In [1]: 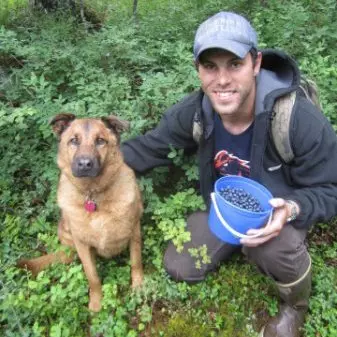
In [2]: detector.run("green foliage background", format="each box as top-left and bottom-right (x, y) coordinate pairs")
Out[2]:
(0, 0), (337, 336)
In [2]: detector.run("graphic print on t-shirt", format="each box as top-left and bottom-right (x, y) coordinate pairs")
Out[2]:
(213, 113), (253, 178)
(214, 150), (250, 177)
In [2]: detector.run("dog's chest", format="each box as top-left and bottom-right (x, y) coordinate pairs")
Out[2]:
(71, 212), (132, 257)
(57, 173), (141, 257)
(92, 217), (132, 253)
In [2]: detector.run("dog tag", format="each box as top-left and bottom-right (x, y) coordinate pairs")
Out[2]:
(85, 200), (97, 212)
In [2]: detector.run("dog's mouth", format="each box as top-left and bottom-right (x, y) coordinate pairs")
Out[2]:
(71, 156), (101, 178)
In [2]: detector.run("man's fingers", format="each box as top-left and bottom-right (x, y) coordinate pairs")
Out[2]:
(247, 225), (281, 237)
(240, 198), (288, 247)
(245, 228), (264, 236)
(269, 198), (286, 208)
(240, 231), (278, 247)
(243, 219), (282, 246)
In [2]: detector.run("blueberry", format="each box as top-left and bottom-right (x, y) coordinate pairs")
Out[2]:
(219, 186), (263, 212)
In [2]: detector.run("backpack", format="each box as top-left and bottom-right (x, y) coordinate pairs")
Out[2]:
(192, 77), (321, 163)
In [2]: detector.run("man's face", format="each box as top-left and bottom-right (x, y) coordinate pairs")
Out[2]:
(197, 49), (262, 118)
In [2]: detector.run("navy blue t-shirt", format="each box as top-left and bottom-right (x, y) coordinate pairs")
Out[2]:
(214, 113), (253, 177)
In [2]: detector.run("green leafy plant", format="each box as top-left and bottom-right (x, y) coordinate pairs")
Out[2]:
(1, 0), (336, 336)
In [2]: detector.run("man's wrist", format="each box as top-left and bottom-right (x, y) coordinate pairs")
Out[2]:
(285, 200), (300, 223)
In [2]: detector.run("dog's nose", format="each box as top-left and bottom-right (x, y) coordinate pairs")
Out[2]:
(77, 157), (93, 170)
(72, 156), (100, 177)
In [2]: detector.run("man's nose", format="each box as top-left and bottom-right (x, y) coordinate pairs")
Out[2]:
(217, 68), (231, 85)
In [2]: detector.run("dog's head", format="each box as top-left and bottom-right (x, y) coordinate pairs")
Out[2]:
(50, 113), (129, 178)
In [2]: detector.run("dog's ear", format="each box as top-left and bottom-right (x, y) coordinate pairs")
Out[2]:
(49, 113), (76, 137)
(101, 115), (130, 138)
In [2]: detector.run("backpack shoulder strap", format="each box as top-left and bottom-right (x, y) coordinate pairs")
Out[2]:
(299, 78), (321, 110)
(271, 91), (297, 163)
(192, 111), (203, 144)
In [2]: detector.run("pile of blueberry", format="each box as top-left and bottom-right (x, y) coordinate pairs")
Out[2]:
(219, 186), (264, 213)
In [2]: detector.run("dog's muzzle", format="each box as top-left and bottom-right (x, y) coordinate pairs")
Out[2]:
(72, 156), (101, 177)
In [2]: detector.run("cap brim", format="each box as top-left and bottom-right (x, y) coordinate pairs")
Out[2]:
(195, 40), (252, 60)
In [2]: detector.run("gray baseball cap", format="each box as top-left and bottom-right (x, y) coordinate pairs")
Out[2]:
(193, 12), (258, 60)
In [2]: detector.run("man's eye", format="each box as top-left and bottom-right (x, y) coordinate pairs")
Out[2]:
(70, 138), (80, 146)
(204, 63), (215, 69)
(231, 62), (242, 69)
(96, 138), (107, 146)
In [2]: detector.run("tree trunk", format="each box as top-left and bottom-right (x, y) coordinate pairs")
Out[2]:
(133, 0), (138, 19)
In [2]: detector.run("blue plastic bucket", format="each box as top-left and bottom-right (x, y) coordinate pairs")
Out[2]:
(208, 176), (273, 245)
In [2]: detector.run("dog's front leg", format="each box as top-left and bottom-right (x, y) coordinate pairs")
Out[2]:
(73, 239), (102, 312)
(130, 220), (144, 288)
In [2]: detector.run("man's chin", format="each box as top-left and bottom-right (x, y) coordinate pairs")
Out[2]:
(213, 105), (238, 116)
(209, 98), (238, 115)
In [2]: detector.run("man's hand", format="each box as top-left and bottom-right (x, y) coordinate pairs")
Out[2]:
(240, 198), (299, 247)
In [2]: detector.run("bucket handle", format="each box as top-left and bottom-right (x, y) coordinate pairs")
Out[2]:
(210, 192), (273, 239)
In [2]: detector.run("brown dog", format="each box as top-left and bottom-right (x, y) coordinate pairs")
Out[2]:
(18, 113), (144, 312)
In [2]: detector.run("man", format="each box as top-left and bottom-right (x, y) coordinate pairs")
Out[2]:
(122, 11), (337, 337)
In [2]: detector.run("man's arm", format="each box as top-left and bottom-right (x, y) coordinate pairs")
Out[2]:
(243, 99), (337, 246)
(121, 93), (199, 173)
(282, 98), (337, 228)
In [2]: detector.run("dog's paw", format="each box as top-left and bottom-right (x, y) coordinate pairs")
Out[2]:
(88, 292), (102, 312)
(131, 273), (143, 289)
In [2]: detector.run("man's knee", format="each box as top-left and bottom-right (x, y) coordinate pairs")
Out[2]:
(163, 210), (239, 283)
(163, 242), (207, 283)
(243, 225), (310, 282)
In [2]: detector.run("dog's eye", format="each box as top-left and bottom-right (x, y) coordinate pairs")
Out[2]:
(96, 138), (107, 146)
(70, 137), (80, 146)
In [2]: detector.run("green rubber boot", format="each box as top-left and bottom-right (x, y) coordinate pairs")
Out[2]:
(259, 258), (312, 337)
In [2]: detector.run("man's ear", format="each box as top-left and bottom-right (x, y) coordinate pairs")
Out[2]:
(253, 52), (263, 77)
(101, 115), (129, 143)
(49, 113), (76, 137)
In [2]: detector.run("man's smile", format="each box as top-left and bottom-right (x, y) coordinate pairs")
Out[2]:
(214, 90), (237, 102)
